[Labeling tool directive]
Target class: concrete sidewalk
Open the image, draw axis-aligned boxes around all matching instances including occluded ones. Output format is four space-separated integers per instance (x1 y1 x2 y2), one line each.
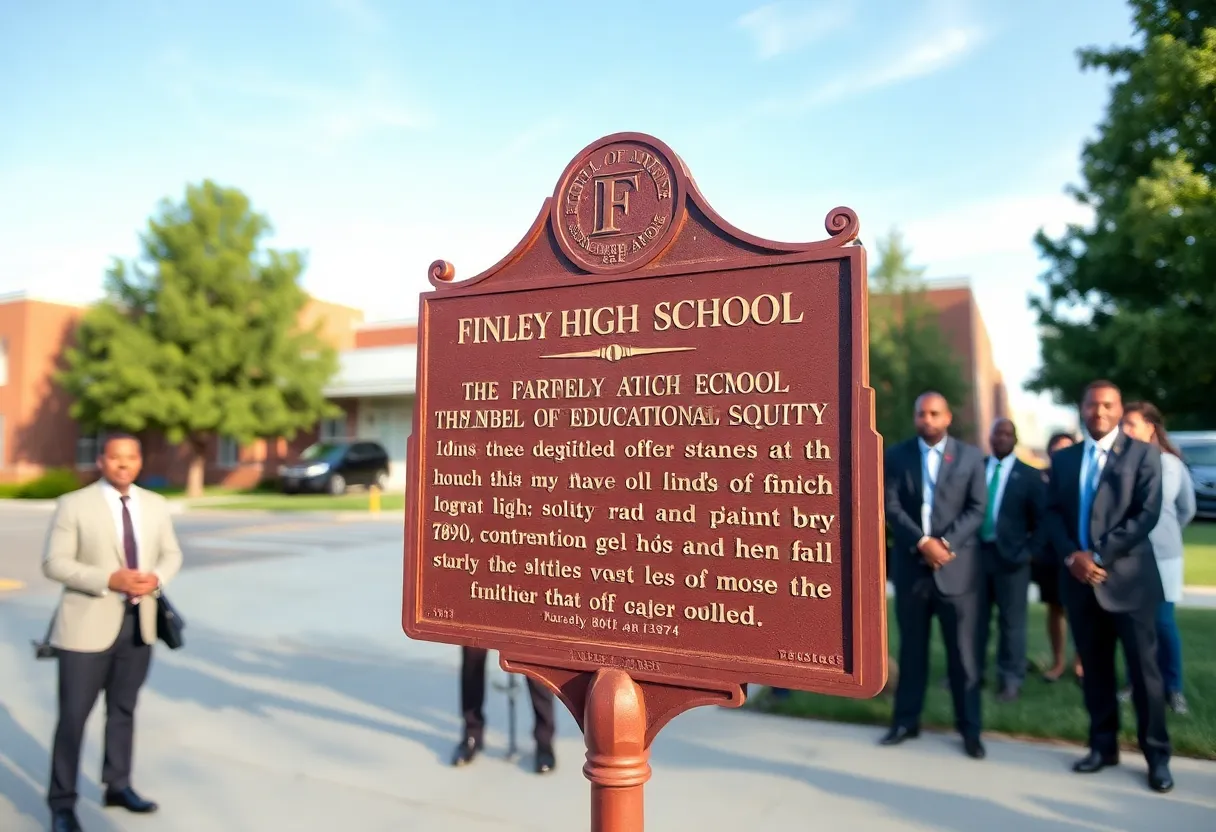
2 543 1214 831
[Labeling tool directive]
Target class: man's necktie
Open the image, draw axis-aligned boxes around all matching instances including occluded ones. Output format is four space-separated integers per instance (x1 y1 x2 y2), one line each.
120 495 139 570
981 459 1002 541
1078 447 1100 551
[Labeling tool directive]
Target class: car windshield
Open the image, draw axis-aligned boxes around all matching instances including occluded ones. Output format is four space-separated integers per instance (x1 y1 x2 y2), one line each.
299 443 346 463
1178 443 1216 467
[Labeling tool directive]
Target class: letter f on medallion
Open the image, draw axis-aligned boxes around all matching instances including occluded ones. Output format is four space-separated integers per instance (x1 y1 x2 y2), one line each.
591 173 640 235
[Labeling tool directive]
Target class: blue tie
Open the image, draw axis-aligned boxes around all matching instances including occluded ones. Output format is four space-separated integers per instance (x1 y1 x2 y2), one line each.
1078 445 1100 550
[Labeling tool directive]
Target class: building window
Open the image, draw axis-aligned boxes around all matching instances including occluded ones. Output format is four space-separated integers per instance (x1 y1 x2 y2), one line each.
0 338 8 386
217 437 240 468
319 415 346 441
76 432 102 468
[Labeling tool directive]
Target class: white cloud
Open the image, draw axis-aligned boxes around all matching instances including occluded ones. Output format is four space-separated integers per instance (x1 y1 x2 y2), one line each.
737 2 855 59
865 25 984 87
154 54 432 155
782 23 986 110
901 191 1092 263
749 0 991 114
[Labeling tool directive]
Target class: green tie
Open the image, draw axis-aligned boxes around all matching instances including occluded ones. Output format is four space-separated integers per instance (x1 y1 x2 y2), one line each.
981 459 1002 540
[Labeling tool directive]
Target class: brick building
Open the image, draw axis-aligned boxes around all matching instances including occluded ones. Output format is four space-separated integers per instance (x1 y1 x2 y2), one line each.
0 292 417 490
916 278 1010 446
0 280 1006 489
0 292 83 482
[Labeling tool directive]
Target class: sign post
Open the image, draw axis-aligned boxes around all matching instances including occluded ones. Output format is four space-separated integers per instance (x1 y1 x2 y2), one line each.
404 132 886 831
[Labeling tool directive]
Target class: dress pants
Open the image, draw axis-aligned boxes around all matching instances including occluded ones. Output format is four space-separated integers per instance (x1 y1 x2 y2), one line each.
1155 601 1183 695
893 574 983 739
977 541 1031 690
460 646 555 749
48 604 151 811
1066 586 1171 763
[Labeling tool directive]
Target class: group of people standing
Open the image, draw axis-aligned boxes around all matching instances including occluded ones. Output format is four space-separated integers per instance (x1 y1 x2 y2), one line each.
33 386 1195 832
881 382 1196 794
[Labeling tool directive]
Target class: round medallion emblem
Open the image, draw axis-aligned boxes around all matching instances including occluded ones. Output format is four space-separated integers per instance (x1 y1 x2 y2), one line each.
551 134 685 275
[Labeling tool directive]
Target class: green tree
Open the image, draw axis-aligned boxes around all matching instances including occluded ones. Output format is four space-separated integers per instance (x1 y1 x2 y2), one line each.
868 229 970 443
1030 1 1215 427
59 181 340 497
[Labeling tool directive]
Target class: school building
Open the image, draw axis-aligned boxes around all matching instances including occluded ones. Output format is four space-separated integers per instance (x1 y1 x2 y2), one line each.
0 278 1007 491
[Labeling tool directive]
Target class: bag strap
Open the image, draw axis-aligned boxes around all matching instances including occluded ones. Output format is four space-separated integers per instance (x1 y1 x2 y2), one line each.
40 606 59 644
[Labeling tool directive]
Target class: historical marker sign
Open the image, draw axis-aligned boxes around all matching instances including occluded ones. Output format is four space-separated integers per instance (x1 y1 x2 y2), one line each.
404 132 886 713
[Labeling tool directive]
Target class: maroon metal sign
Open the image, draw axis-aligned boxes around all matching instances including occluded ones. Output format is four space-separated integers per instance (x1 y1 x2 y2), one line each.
403 132 885 829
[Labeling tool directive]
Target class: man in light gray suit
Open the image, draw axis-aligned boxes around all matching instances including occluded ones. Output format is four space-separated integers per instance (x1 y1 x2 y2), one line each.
42 432 183 832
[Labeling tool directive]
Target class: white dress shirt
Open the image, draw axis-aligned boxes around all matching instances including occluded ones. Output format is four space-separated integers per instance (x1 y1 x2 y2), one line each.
98 480 143 570
918 436 947 536
1080 428 1120 562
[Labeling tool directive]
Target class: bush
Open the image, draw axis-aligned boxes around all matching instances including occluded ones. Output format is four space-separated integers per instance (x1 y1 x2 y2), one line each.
2 468 82 500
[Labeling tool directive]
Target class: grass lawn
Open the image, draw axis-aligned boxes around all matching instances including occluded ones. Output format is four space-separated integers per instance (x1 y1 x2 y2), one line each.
756 600 1216 759
1184 523 1216 586
197 491 405 512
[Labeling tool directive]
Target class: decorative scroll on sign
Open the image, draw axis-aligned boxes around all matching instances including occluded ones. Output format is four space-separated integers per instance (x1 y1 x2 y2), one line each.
404 132 885 700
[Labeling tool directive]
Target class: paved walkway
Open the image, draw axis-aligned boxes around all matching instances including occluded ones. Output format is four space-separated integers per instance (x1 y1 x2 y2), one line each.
2 534 1215 831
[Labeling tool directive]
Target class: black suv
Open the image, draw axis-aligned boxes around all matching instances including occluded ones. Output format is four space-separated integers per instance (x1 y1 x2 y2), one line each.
278 440 391 495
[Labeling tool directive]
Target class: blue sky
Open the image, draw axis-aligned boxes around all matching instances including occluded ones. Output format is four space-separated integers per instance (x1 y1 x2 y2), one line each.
0 0 1136 441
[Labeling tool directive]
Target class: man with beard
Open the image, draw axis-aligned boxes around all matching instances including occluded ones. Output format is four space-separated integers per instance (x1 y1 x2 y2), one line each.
1043 380 1171 792
880 392 988 759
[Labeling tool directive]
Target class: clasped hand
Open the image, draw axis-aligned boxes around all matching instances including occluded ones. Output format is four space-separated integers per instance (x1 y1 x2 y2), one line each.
1068 551 1107 585
108 568 159 596
918 537 955 570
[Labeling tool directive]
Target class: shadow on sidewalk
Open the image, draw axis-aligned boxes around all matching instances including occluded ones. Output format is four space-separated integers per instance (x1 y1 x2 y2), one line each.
142 627 464 766
651 728 1216 832
0 704 121 832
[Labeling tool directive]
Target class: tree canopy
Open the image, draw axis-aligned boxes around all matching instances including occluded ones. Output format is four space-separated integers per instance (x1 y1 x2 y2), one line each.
59 180 340 495
1030 1 1215 427
868 229 970 444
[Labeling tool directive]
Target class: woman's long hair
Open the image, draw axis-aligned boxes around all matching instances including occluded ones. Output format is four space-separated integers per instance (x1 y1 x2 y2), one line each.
1124 401 1181 457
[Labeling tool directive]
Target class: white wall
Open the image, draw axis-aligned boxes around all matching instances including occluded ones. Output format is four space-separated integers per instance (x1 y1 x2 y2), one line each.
355 396 413 490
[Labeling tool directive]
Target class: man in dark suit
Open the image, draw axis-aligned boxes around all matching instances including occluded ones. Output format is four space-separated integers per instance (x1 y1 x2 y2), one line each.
977 417 1044 701
1044 380 1171 792
880 392 989 759
452 647 556 774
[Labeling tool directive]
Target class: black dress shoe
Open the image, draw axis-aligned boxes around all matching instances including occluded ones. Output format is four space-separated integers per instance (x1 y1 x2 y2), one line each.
451 736 482 767
1072 749 1118 773
104 786 158 813
50 809 82 832
879 725 919 746
1148 761 1174 793
964 736 986 759
535 746 556 774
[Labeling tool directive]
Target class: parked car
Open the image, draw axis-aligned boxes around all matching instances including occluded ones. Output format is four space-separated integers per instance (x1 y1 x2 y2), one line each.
278 440 391 495
1173 431 1216 520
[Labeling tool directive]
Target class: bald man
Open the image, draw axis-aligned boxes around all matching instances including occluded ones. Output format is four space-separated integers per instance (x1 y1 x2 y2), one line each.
976 418 1044 701
881 392 989 759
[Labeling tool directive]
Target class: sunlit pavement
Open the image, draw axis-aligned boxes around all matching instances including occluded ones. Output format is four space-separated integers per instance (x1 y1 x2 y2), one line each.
2 510 1215 831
